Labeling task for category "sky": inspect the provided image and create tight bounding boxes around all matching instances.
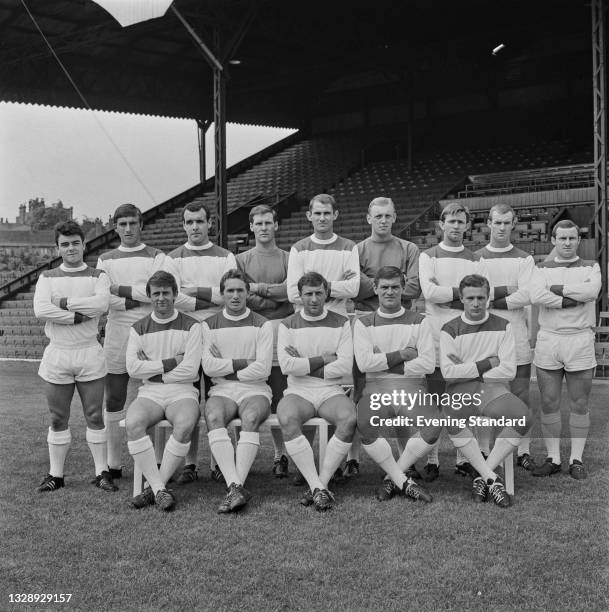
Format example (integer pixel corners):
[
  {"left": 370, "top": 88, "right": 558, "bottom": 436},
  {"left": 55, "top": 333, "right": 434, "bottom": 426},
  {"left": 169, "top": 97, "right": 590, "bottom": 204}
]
[{"left": 0, "top": 102, "right": 297, "bottom": 224}]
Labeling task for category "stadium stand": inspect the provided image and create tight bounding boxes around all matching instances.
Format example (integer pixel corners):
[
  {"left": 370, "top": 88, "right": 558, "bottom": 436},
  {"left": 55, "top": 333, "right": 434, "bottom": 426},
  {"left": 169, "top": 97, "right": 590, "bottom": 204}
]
[{"left": 0, "top": 134, "right": 596, "bottom": 360}]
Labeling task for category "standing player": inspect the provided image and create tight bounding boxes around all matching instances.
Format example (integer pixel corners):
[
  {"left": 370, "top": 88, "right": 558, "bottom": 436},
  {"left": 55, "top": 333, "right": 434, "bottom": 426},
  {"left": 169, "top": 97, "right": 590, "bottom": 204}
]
[
  {"left": 353, "top": 266, "right": 437, "bottom": 502},
  {"left": 529, "top": 220, "right": 600, "bottom": 479},
  {"left": 418, "top": 202, "right": 478, "bottom": 480},
  {"left": 34, "top": 220, "right": 115, "bottom": 493},
  {"left": 286, "top": 194, "right": 359, "bottom": 483},
  {"left": 355, "top": 197, "right": 420, "bottom": 312},
  {"left": 97, "top": 204, "right": 166, "bottom": 479},
  {"left": 125, "top": 271, "right": 202, "bottom": 512},
  {"left": 476, "top": 203, "right": 535, "bottom": 470},
  {"left": 277, "top": 272, "right": 356, "bottom": 512},
  {"left": 164, "top": 201, "right": 237, "bottom": 484},
  {"left": 202, "top": 269, "right": 273, "bottom": 514},
  {"left": 287, "top": 193, "right": 359, "bottom": 315},
  {"left": 440, "top": 274, "right": 529, "bottom": 508},
  {"left": 236, "top": 204, "right": 294, "bottom": 478},
  {"left": 351, "top": 196, "right": 421, "bottom": 477}
]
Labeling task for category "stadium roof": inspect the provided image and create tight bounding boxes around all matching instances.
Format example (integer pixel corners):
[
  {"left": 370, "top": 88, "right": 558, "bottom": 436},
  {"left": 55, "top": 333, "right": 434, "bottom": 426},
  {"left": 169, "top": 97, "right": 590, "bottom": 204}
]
[{"left": 0, "top": 0, "right": 592, "bottom": 127}]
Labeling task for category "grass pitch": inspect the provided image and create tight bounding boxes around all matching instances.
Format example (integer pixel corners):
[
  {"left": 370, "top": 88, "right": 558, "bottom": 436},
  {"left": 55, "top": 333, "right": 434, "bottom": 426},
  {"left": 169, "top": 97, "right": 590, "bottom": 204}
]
[{"left": 1, "top": 361, "right": 608, "bottom": 611}]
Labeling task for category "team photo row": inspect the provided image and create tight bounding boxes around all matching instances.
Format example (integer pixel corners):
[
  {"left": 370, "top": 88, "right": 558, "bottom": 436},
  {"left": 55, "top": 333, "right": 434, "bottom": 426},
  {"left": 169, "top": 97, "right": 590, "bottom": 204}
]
[{"left": 32, "top": 194, "right": 600, "bottom": 514}]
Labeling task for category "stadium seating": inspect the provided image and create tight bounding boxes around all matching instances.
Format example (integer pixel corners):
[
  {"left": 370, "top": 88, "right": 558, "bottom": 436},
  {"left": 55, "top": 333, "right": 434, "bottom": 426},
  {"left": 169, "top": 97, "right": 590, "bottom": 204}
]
[{"left": 0, "top": 134, "right": 594, "bottom": 359}]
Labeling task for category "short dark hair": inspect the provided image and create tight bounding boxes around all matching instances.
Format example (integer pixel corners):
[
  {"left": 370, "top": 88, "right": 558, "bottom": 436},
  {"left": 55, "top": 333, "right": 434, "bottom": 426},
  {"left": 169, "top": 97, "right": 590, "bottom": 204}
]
[
  {"left": 459, "top": 274, "right": 490, "bottom": 297},
  {"left": 182, "top": 201, "right": 212, "bottom": 224},
  {"left": 440, "top": 201, "right": 470, "bottom": 224},
  {"left": 297, "top": 271, "right": 329, "bottom": 295},
  {"left": 220, "top": 268, "right": 249, "bottom": 293},
  {"left": 374, "top": 266, "right": 404, "bottom": 287},
  {"left": 249, "top": 204, "right": 277, "bottom": 224},
  {"left": 487, "top": 203, "right": 516, "bottom": 222},
  {"left": 54, "top": 220, "right": 85, "bottom": 245},
  {"left": 113, "top": 203, "right": 142, "bottom": 225},
  {"left": 146, "top": 271, "right": 178, "bottom": 297},
  {"left": 552, "top": 219, "right": 580, "bottom": 238},
  {"left": 309, "top": 193, "right": 337, "bottom": 212}
]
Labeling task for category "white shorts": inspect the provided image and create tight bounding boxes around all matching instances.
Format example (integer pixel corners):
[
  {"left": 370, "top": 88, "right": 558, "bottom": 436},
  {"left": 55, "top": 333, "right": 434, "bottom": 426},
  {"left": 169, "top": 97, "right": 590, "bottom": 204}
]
[
  {"left": 283, "top": 384, "right": 346, "bottom": 412},
  {"left": 209, "top": 381, "right": 272, "bottom": 406},
  {"left": 39, "top": 343, "right": 106, "bottom": 385},
  {"left": 510, "top": 319, "right": 532, "bottom": 366},
  {"left": 137, "top": 383, "right": 200, "bottom": 409},
  {"left": 534, "top": 329, "right": 596, "bottom": 372},
  {"left": 103, "top": 319, "right": 131, "bottom": 375}
]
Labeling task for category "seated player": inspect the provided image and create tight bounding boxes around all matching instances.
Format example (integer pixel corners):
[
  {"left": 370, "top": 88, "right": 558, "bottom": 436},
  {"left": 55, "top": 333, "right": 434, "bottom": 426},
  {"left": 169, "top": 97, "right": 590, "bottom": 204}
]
[
  {"left": 353, "top": 266, "right": 437, "bottom": 502},
  {"left": 440, "top": 274, "right": 529, "bottom": 508},
  {"left": 34, "top": 220, "right": 115, "bottom": 493},
  {"left": 125, "top": 271, "right": 202, "bottom": 512},
  {"left": 529, "top": 220, "right": 601, "bottom": 479},
  {"left": 201, "top": 269, "right": 273, "bottom": 514},
  {"left": 277, "top": 272, "right": 356, "bottom": 511}
]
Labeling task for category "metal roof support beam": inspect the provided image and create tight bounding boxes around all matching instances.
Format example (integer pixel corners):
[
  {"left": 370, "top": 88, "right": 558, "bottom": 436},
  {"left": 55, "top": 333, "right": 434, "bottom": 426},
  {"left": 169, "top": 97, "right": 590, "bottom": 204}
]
[
  {"left": 170, "top": 5, "right": 223, "bottom": 73},
  {"left": 214, "top": 28, "right": 227, "bottom": 248},
  {"left": 592, "top": 0, "right": 607, "bottom": 311},
  {"left": 196, "top": 119, "right": 211, "bottom": 185}
]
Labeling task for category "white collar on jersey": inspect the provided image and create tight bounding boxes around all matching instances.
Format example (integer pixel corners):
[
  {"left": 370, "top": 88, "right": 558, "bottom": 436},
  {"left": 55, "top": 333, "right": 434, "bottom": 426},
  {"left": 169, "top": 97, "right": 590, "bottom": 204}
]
[
  {"left": 151, "top": 310, "right": 178, "bottom": 324},
  {"left": 486, "top": 244, "right": 513, "bottom": 253},
  {"left": 461, "top": 313, "right": 490, "bottom": 325},
  {"left": 439, "top": 242, "right": 464, "bottom": 252},
  {"left": 377, "top": 307, "right": 406, "bottom": 319},
  {"left": 301, "top": 307, "right": 329, "bottom": 321},
  {"left": 184, "top": 241, "right": 214, "bottom": 251},
  {"left": 554, "top": 256, "right": 579, "bottom": 263},
  {"left": 222, "top": 307, "right": 251, "bottom": 321},
  {"left": 59, "top": 263, "right": 87, "bottom": 272},
  {"left": 118, "top": 244, "right": 146, "bottom": 252},
  {"left": 310, "top": 233, "right": 338, "bottom": 245}
]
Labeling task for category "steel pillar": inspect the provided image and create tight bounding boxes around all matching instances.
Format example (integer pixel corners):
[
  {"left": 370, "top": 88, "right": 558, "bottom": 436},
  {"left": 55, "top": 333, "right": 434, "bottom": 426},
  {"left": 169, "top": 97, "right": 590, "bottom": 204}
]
[
  {"left": 214, "top": 29, "right": 227, "bottom": 249},
  {"left": 196, "top": 119, "right": 211, "bottom": 184},
  {"left": 592, "top": 0, "right": 607, "bottom": 310}
]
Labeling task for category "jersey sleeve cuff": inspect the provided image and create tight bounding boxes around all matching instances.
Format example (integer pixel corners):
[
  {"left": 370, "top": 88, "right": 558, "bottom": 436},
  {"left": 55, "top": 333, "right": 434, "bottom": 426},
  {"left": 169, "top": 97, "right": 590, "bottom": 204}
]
[
  {"left": 308, "top": 356, "right": 324, "bottom": 373},
  {"left": 197, "top": 287, "right": 212, "bottom": 301},
  {"left": 74, "top": 312, "right": 86, "bottom": 324},
  {"left": 492, "top": 297, "right": 508, "bottom": 310},
  {"left": 232, "top": 359, "right": 248, "bottom": 372},
  {"left": 117, "top": 286, "right": 132, "bottom": 299},
  {"left": 476, "top": 359, "right": 493, "bottom": 376},
  {"left": 162, "top": 358, "right": 177, "bottom": 372},
  {"left": 385, "top": 350, "right": 403, "bottom": 369}
]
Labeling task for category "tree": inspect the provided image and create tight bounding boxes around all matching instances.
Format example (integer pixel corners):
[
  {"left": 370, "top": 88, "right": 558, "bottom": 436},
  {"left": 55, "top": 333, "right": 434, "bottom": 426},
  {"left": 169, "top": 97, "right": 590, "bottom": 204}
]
[{"left": 30, "top": 203, "right": 71, "bottom": 230}]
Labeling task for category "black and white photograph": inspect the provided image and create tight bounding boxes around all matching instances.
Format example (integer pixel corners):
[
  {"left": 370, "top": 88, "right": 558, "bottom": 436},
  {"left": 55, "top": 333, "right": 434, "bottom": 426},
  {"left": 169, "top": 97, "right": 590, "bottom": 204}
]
[{"left": 1, "top": 1, "right": 607, "bottom": 610}]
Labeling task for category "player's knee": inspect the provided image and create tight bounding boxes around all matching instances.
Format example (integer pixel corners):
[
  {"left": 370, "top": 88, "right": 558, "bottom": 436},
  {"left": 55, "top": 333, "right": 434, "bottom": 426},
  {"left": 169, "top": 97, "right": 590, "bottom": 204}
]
[
  {"left": 84, "top": 410, "right": 104, "bottom": 430},
  {"left": 240, "top": 409, "right": 261, "bottom": 432},
  {"left": 171, "top": 424, "right": 194, "bottom": 444},
  {"left": 570, "top": 396, "right": 589, "bottom": 415},
  {"left": 335, "top": 412, "right": 357, "bottom": 440},
  {"left": 277, "top": 412, "right": 302, "bottom": 440},
  {"left": 204, "top": 409, "right": 225, "bottom": 430},
  {"left": 50, "top": 413, "right": 69, "bottom": 431},
  {"left": 421, "top": 425, "right": 441, "bottom": 444},
  {"left": 125, "top": 414, "right": 147, "bottom": 440}
]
